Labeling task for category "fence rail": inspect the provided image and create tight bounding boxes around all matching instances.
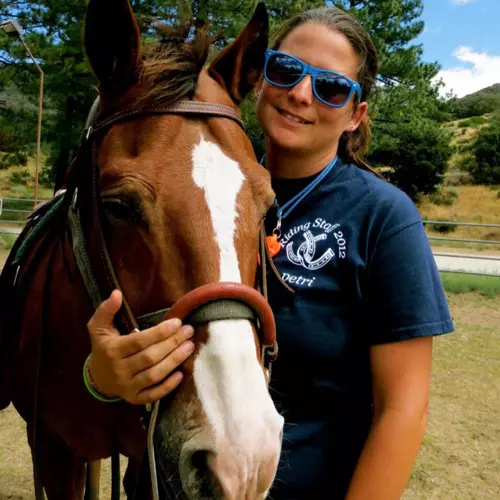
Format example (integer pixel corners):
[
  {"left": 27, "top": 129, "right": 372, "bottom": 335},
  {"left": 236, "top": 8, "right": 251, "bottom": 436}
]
[
  {"left": 423, "top": 220, "right": 500, "bottom": 228},
  {"left": 1, "top": 200, "right": 500, "bottom": 277}
]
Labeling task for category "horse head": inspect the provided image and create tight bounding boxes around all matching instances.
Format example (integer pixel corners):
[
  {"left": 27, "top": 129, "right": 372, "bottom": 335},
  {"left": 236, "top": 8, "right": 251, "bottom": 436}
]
[{"left": 81, "top": 0, "right": 282, "bottom": 497}]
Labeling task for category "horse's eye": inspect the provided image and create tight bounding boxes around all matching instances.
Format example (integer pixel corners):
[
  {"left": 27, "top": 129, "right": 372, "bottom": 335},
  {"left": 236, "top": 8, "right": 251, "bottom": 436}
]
[{"left": 102, "top": 197, "right": 143, "bottom": 224}]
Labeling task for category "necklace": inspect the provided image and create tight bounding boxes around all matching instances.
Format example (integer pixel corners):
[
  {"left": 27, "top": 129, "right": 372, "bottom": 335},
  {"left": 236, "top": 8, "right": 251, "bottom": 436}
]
[{"left": 263, "top": 156, "right": 338, "bottom": 257}]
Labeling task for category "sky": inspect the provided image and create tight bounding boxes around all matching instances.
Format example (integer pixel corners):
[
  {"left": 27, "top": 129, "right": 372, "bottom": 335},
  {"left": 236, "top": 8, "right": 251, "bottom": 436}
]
[{"left": 416, "top": 0, "right": 500, "bottom": 98}]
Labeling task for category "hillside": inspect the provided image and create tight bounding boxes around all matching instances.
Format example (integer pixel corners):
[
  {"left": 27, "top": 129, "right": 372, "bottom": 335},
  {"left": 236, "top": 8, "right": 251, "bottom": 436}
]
[
  {"left": 418, "top": 185, "right": 500, "bottom": 243},
  {"left": 450, "top": 83, "right": 500, "bottom": 118},
  {"left": 443, "top": 113, "right": 491, "bottom": 177}
]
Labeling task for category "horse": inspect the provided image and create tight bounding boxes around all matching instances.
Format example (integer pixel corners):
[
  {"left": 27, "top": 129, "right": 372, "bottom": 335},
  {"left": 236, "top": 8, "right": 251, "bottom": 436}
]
[{"left": 0, "top": 0, "right": 287, "bottom": 498}]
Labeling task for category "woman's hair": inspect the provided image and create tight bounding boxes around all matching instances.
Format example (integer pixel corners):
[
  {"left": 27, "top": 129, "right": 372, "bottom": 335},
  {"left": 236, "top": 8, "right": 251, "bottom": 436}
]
[{"left": 271, "top": 7, "right": 381, "bottom": 176}]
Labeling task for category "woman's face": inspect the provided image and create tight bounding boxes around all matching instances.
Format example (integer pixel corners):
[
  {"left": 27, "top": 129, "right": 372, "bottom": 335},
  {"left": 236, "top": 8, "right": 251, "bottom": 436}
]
[{"left": 257, "top": 22, "right": 368, "bottom": 158}]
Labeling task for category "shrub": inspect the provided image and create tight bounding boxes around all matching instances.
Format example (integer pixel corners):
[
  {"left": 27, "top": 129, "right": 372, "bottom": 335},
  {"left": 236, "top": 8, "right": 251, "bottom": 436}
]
[
  {"left": 38, "top": 163, "right": 56, "bottom": 189},
  {"left": 0, "top": 151, "right": 28, "bottom": 169},
  {"left": 457, "top": 142, "right": 472, "bottom": 153},
  {"left": 431, "top": 223, "right": 456, "bottom": 234},
  {"left": 445, "top": 170, "right": 472, "bottom": 186},
  {"left": 457, "top": 154, "right": 476, "bottom": 172},
  {"left": 444, "top": 186, "right": 460, "bottom": 198},
  {"left": 484, "top": 231, "right": 500, "bottom": 241},
  {"left": 470, "top": 120, "right": 500, "bottom": 184},
  {"left": 8, "top": 169, "right": 33, "bottom": 185},
  {"left": 428, "top": 189, "right": 456, "bottom": 206},
  {"left": 458, "top": 116, "right": 488, "bottom": 128}
]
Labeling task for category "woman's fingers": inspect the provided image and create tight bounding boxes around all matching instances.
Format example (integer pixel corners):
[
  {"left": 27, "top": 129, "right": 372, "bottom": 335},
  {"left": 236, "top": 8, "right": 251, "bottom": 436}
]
[
  {"left": 127, "top": 325, "right": 195, "bottom": 375},
  {"left": 128, "top": 371, "right": 185, "bottom": 405},
  {"left": 113, "top": 318, "right": 185, "bottom": 358},
  {"left": 86, "top": 290, "right": 197, "bottom": 403},
  {"left": 130, "top": 340, "right": 195, "bottom": 395}
]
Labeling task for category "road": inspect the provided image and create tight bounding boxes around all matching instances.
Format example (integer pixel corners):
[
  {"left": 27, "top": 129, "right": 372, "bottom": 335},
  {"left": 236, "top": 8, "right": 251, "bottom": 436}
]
[
  {"left": 433, "top": 252, "right": 500, "bottom": 276},
  {"left": 0, "top": 225, "right": 22, "bottom": 235}
]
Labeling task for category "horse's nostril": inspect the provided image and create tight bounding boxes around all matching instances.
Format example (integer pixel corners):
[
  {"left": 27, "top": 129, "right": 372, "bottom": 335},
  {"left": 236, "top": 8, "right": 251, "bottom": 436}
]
[
  {"left": 191, "top": 450, "right": 222, "bottom": 498},
  {"left": 191, "top": 450, "right": 209, "bottom": 475}
]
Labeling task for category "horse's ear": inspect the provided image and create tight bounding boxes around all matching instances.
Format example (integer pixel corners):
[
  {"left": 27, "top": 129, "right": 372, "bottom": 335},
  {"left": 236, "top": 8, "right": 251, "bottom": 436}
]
[
  {"left": 208, "top": 2, "right": 269, "bottom": 105},
  {"left": 84, "top": 0, "right": 142, "bottom": 94}
]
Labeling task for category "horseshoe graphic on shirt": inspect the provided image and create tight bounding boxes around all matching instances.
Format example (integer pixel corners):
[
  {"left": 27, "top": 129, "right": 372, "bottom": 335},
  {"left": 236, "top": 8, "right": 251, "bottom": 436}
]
[{"left": 286, "top": 230, "right": 335, "bottom": 270}]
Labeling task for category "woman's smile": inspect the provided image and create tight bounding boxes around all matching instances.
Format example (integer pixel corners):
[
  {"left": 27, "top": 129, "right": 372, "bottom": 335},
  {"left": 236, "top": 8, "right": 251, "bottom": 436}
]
[{"left": 275, "top": 107, "right": 314, "bottom": 125}]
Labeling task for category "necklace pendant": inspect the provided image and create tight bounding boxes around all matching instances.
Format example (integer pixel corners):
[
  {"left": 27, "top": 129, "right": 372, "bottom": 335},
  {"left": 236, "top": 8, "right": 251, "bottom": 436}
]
[{"left": 266, "top": 234, "right": 282, "bottom": 258}]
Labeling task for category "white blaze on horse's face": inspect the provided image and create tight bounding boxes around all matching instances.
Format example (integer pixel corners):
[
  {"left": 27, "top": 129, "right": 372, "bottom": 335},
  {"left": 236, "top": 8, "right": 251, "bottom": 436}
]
[
  {"left": 192, "top": 136, "right": 244, "bottom": 282},
  {"left": 186, "top": 135, "right": 284, "bottom": 498}
]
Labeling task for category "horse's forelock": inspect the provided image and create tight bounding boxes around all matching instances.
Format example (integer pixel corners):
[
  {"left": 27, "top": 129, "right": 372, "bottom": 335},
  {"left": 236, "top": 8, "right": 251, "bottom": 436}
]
[{"left": 139, "top": 28, "right": 210, "bottom": 106}]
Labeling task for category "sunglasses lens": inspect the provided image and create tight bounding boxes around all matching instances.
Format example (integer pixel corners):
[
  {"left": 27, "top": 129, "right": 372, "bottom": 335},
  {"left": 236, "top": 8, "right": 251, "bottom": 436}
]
[
  {"left": 315, "top": 73, "right": 352, "bottom": 106},
  {"left": 266, "top": 53, "right": 303, "bottom": 86}
]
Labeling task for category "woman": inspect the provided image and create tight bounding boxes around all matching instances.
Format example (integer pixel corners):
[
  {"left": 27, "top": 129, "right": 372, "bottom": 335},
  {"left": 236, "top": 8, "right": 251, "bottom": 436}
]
[{"left": 86, "top": 7, "right": 454, "bottom": 499}]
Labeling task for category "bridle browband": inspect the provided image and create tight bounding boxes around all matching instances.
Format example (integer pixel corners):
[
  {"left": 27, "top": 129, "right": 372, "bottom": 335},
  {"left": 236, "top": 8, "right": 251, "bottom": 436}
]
[{"left": 62, "top": 98, "right": 287, "bottom": 500}]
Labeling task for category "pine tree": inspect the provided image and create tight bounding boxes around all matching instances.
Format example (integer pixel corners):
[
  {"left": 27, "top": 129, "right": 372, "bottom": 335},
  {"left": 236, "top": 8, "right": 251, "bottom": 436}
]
[{"left": 0, "top": 0, "right": 451, "bottom": 195}]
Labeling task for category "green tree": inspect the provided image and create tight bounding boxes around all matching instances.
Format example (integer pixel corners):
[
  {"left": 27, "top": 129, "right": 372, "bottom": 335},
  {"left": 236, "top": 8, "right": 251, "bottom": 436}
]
[
  {"left": 470, "top": 114, "right": 500, "bottom": 185},
  {"left": 370, "top": 118, "right": 452, "bottom": 199},
  {"left": 0, "top": 0, "right": 451, "bottom": 197},
  {"left": 1, "top": 0, "right": 96, "bottom": 187}
]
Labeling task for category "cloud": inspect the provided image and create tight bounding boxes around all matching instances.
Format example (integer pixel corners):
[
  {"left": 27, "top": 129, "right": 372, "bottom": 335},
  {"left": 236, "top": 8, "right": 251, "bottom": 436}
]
[
  {"left": 450, "top": 0, "right": 478, "bottom": 4},
  {"left": 423, "top": 26, "right": 442, "bottom": 34},
  {"left": 434, "top": 46, "right": 500, "bottom": 98}
]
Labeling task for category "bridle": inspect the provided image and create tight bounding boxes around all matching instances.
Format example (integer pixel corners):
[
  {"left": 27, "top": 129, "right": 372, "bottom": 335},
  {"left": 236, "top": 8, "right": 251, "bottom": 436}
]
[{"left": 62, "top": 98, "right": 287, "bottom": 499}]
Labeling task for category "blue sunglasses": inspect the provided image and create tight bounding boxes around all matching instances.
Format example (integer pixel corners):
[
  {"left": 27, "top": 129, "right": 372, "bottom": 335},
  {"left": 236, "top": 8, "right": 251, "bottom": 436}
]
[{"left": 264, "top": 49, "right": 362, "bottom": 108}]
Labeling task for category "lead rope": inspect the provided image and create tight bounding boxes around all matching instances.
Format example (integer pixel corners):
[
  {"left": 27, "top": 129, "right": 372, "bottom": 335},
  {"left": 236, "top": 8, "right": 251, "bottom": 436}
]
[{"left": 147, "top": 402, "right": 162, "bottom": 500}]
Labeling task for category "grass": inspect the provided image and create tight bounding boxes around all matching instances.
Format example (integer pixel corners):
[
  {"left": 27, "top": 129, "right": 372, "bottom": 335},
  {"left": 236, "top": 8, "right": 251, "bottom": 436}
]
[
  {"left": 0, "top": 234, "right": 17, "bottom": 250},
  {"left": 429, "top": 239, "right": 498, "bottom": 252},
  {"left": 0, "top": 153, "right": 53, "bottom": 201},
  {"left": 458, "top": 116, "right": 489, "bottom": 128},
  {"left": 418, "top": 186, "right": 500, "bottom": 250},
  {"left": 440, "top": 271, "right": 500, "bottom": 298},
  {"left": 403, "top": 292, "right": 500, "bottom": 500}
]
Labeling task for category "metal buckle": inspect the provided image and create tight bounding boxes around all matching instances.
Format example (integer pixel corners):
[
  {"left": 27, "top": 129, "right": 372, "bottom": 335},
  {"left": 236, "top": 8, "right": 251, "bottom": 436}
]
[
  {"left": 12, "top": 265, "right": 21, "bottom": 287},
  {"left": 71, "top": 188, "right": 78, "bottom": 212},
  {"left": 84, "top": 125, "right": 93, "bottom": 142},
  {"left": 262, "top": 343, "right": 278, "bottom": 374}
]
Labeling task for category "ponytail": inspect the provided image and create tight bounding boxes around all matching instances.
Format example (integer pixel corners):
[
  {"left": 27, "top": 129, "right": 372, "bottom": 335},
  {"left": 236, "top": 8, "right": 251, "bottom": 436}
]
[{"left": 339, "top": 113, "right": 384, "bottom": 179}]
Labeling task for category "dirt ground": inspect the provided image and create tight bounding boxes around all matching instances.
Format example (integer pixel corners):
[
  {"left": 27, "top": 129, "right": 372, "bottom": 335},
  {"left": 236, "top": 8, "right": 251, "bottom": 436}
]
[{"left": 0, "top": 404, "right": 123, "bottom": 498}]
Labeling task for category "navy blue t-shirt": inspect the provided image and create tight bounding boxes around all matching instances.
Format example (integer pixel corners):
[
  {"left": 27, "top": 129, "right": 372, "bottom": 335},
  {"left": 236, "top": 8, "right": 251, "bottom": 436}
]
[{"left": 265, "top": 159, "right": 454, "bottom": 499}]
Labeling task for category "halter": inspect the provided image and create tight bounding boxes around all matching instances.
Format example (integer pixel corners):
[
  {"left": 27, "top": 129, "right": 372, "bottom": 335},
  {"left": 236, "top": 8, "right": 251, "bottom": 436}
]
[{"left": 62, "top": 98, "right": 286, "bottom": 499}]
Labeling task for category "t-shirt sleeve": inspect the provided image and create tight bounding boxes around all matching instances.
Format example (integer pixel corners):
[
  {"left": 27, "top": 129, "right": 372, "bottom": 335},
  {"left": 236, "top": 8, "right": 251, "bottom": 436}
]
[{"left": 363, "top": 194, "right": 455, "bottom": 345}]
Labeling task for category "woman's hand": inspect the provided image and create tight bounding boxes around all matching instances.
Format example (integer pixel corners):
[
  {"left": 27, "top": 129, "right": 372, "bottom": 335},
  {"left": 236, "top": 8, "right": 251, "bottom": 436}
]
[{"left": 86, "top": 290, "right": 195, "bottom": 405}]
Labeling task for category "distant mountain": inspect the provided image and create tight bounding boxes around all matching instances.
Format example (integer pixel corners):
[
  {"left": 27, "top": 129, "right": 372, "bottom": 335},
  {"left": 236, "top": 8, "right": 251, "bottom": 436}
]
[
  {"left": 476, "top": 83, "right": 500, "bottom": 95},
  {"left": 450, "top": 84, "right": 500, "bottom": 119}
]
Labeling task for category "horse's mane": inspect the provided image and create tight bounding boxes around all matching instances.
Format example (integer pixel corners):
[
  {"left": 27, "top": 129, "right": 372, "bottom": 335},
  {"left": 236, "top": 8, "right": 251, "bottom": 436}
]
[{"left": 139, "top": 25, "right": 211, "bottom": 105}]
